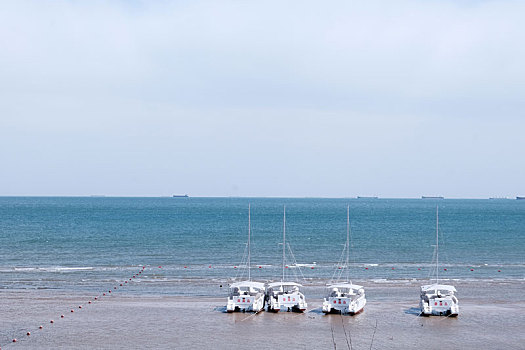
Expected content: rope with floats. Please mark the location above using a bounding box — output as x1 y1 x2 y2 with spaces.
0 265 149 349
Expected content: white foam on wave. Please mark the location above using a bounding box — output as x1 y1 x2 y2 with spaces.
42 267 94 272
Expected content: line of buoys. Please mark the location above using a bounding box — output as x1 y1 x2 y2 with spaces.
1 266 147 349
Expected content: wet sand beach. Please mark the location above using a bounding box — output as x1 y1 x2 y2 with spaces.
1 280 523 349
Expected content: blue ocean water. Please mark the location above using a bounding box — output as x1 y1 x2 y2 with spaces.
0 197 523 293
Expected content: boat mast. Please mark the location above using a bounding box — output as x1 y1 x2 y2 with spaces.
436 206 439 285
346 205 350 283
248 203 251 281
282 206 286 282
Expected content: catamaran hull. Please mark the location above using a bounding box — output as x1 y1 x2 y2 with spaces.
420 309 459 317
267 295 307 313
323 306 364 315
226 296 265 313
420 301 459 317
322 296 366 315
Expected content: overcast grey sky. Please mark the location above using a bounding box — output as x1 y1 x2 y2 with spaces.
1 0 524 198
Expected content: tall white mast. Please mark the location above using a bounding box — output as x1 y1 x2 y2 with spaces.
248 203 251 281
282 206 286 282
346 205 350 282
436 206 439 285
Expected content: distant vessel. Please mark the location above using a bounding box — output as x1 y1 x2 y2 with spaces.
422 196 444 199
419 207 459 317
489 197 508 200
517 196 525 200
357 196 378 199
322 205 366 315
172 194 189 198
226 204 266 313
266 206 307 313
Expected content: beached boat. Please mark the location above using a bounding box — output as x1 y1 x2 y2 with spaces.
419 207 459 317
226 281 266 313
266 207 307 312
226 204 266 313
322 206 366 315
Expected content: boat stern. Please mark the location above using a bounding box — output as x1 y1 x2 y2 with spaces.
227 295 263 313
268 293 306 312
324 296 365 315
420 297 458 316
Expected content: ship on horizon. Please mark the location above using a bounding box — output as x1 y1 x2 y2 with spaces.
173 194 189 198
421 196 444 199
517 196 525 200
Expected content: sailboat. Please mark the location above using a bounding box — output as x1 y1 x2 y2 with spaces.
226 204 266 313
419 206 459 317
322 205 366 315
266 206 307 312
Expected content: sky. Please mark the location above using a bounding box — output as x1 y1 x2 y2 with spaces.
0 0 524 198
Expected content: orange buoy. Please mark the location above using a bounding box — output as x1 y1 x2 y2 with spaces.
470 269 474 271
27 332 31 336
392 267 395 270
498 270 501 272
311 267 314 269
259 266 262 268
79 305 82 308
120 284 123 286
103 293 106 296
88 301 92 304
209 265 212 268
285 266 289 269
158 266 162 268
61 315 64 318
114 287 117 289
95 297 98 300
71 309 74 313
234 266 237 269
418 268 421 270
444 268 447 271
108 290 111 293
39 325 43 329
12 339 17 342
50 320 54 323
125 281 128 283
365 267 368 270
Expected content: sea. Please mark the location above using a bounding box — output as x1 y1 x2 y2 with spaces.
1 197 523 296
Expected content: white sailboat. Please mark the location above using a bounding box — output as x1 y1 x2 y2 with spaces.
266 206 307 312
226 204 266 313
322 205 366 315
419 206 459 317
